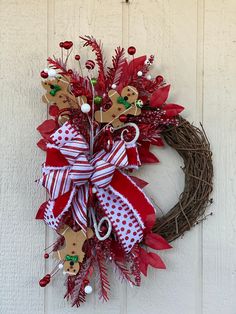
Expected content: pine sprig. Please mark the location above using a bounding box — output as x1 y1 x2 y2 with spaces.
106 47 126 87
47 57 67 74
112 260 135 286
95 250 110 302
80 35 106 92
70 258 92 307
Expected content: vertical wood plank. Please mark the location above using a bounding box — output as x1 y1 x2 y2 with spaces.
0 0 47 313
44 1 125 313
126 1 203 313
1 1 235 313
202 1 236 313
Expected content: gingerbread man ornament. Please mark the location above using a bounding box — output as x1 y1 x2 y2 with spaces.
57 226 93 276
41 76 78 110
42 75 88 125
95 85 141 127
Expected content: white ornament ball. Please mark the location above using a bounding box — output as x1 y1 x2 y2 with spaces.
92 187 97 193
144 59 151 65
147 74 152 80
48 68 57 77
111 84 117 89
81 103 91 113
58 263 64 269
85 285 93 294
137 71 143 77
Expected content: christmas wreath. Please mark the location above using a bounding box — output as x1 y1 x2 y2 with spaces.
35 36 213 306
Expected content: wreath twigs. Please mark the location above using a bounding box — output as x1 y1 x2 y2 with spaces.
153 117 213 242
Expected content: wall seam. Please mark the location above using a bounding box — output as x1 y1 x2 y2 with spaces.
196 0 205 314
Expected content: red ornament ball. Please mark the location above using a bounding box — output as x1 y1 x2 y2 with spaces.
75 54 81 61
59 42 64 48
40 70 48 79
68 69 73 74
127 46 136 55
85 60 95 70
44 253 49 259
63 41 73 50
119 114 127 123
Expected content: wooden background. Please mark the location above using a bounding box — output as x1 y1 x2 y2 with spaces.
0 0 236 313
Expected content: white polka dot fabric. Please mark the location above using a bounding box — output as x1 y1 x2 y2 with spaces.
96 188 143 252
50 121 77 147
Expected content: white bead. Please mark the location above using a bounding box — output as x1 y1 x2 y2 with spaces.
147 74 152 80
84 285 93 294
48 68 57 77
81 103 91 113
58 263 64 269
144 59 150 65
137 71 143 77
111 84 116 89
92 187 97 193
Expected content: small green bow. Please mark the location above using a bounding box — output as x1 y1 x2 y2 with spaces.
65 255 79 263
117 96 131 109
50 84 61 96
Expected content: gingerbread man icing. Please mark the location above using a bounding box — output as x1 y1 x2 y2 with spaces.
95 85 141 127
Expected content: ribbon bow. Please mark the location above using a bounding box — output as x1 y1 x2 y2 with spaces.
65 255 79 263
37 122 155 252
49 84 61 96
117 96 131 109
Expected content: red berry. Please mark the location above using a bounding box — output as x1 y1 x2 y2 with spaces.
40 71 48 79
44 253 49 259
127 46 136 55
59 42 64 48
63 41 73 50
68 69 73 74
39 279 47 287
75 54 80 61
119 114 127 122
39 274 50 287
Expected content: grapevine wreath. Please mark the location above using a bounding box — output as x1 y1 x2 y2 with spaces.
35 36 213 306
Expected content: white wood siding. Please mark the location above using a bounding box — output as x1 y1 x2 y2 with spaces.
0 1 235 313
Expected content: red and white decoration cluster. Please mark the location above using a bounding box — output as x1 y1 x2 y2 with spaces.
36 36 184 307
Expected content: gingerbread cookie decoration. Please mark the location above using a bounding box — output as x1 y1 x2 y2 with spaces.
95 85 142 127
41 75 78 111
57 226 93 276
